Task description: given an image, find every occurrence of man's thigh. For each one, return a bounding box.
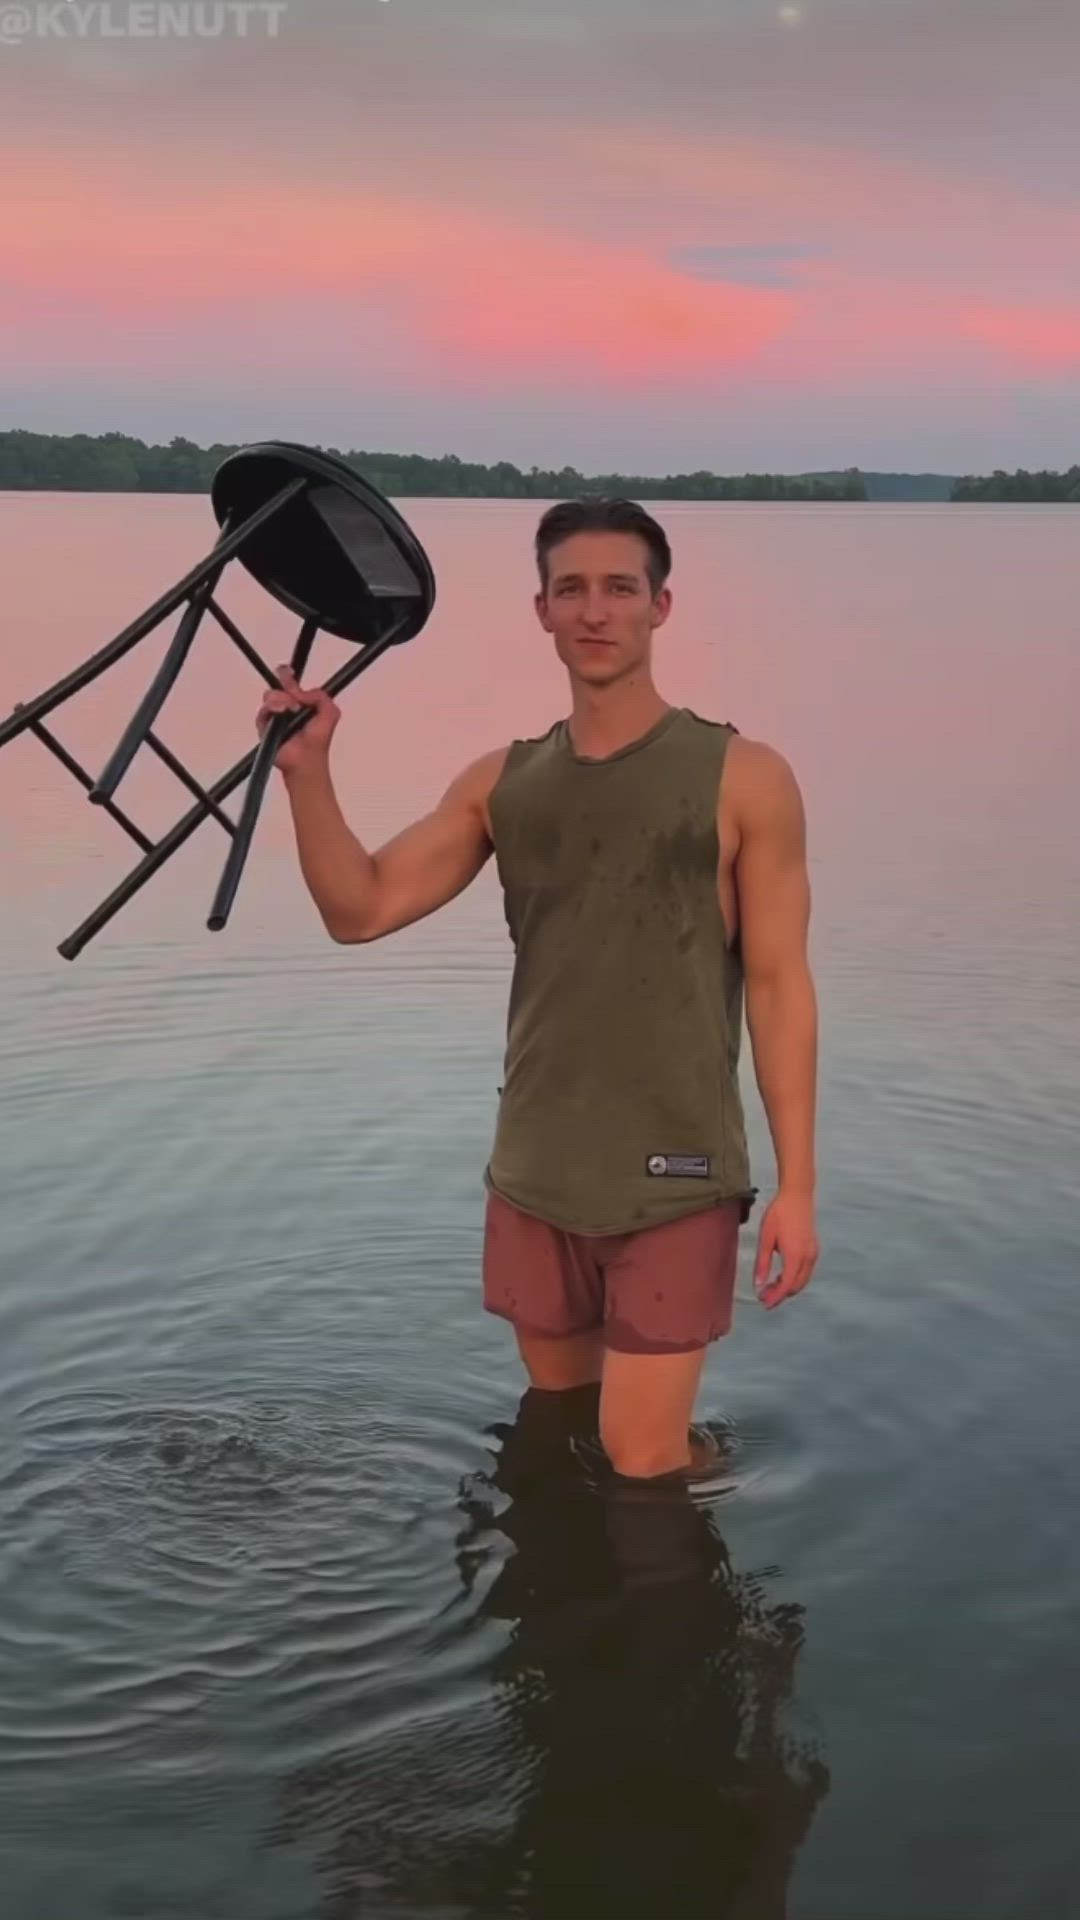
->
[602,1201,743,1356]
[482,1188,604,1347]
[596,1204,743,1477]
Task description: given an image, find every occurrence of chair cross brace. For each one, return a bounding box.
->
[0,465,412,961]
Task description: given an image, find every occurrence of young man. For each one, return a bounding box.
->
[257,497,819,1484]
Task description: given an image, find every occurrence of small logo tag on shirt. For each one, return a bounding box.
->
[646,1153,711,1179]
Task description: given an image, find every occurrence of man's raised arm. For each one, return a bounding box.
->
[257,665,505,944]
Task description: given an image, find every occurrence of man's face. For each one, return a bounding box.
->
[535,530,671,686]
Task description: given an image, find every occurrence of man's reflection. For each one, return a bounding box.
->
[456,1381,830,1920]
[267,1384,828,1920]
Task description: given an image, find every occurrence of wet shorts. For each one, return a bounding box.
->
[482,1188,753,1356]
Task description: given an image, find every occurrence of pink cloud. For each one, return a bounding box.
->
[2,121,1079,399]
[959,304,1080,374]
[0,156,794,385]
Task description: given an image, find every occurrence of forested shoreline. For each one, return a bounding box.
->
[0,431,865,499]
[0,430,1075,502]
[950,465,1080,502]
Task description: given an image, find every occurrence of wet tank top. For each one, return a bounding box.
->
[484,705,757,1234]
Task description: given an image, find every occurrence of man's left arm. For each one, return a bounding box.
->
[734,742,821,1309]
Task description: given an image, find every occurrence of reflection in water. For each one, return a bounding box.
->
[458,1386,830,1919]
[272,1386,829,1920]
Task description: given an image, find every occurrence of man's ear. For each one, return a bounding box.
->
[651,587,673,629]
[535,590,553,631]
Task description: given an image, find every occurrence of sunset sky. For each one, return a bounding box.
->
[1,0,1078,474]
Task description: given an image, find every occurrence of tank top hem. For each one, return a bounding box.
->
[483,1164,759,1238]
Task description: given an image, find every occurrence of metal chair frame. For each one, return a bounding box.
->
[0,442,435,960]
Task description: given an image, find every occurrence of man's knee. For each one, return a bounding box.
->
[599,1411,690,1481]
[599,1344,705,1479]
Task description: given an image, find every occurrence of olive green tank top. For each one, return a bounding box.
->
[484,705,758,1235]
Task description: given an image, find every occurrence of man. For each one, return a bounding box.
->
[257,497,819,1485]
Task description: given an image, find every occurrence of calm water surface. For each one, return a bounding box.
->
[1,495,1078,1920]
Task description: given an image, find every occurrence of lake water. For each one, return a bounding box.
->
[1,493,1078,1920]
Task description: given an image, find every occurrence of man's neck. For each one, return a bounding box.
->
[567,678,671,760]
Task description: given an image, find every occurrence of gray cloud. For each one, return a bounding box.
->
[2,0,1077,467]
[670,243,829,288]
[5,0,1078,181]
[4,362,1077,479]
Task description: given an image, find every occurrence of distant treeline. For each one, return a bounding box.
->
[950,465,1080,502]
[1,431,1074,503]
[0,430,866,500]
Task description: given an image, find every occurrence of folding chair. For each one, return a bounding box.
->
[0,441,436,961]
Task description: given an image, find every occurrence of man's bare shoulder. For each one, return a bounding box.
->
[724,733,805,839]
[441,745,513,841]
[441,741,511,794]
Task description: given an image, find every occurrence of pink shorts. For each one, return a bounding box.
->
[482,1188,751,1356]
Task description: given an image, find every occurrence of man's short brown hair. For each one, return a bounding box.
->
[535,497,672,597]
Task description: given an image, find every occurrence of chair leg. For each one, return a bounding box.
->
[206,616,318,932]
[56,609,409,961]
[90,518,235,804]
[0,476,307,753]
